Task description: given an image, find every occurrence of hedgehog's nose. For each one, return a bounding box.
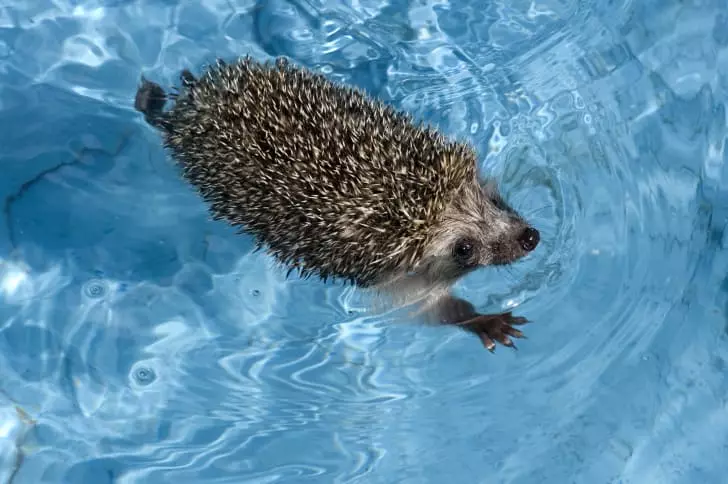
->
[518,227,540,252]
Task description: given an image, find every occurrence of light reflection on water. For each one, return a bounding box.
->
[0,0,727,482]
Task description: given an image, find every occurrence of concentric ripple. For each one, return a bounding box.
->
[1,0,728,483]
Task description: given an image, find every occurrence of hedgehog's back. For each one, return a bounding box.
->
[161,57,477,285]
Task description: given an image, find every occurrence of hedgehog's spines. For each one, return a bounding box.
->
[180,69,197,87]
[144,55,478,287]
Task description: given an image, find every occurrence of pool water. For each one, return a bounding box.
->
[1,0,727,482]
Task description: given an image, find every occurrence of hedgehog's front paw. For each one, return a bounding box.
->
[462,312,529,352]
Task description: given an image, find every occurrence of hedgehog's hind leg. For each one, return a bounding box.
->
[134,77,168,128]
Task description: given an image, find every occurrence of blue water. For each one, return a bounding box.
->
[0,0,727,482]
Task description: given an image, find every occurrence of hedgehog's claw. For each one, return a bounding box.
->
[462,312,530,352]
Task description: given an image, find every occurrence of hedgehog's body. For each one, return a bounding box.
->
[135,56,541,352]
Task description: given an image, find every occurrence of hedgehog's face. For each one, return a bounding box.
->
[418,178,539,284]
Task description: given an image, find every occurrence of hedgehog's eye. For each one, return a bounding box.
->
[452,238,476,265]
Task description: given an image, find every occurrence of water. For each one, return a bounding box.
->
[0,0,727,482]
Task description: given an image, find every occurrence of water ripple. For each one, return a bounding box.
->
[0,0,727,482]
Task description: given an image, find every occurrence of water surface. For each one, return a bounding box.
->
[1,0,727,482]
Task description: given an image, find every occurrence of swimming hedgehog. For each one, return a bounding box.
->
[134,56,540,352]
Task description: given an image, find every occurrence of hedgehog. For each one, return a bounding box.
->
[134,55,540,352]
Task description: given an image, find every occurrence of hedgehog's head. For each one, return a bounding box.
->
[414,177,539,286]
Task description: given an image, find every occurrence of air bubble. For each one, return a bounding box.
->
[132,366,156,386]
[83,279,108,298]
[251,289,260,297]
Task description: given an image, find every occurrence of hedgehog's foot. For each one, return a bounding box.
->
[460,312,529,352]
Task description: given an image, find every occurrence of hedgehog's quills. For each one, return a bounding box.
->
[134,55,541,352]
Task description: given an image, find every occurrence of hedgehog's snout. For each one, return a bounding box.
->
[518,227,540,252]
[481,215,540,267]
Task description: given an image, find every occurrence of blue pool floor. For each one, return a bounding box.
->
[1,0,728,483]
